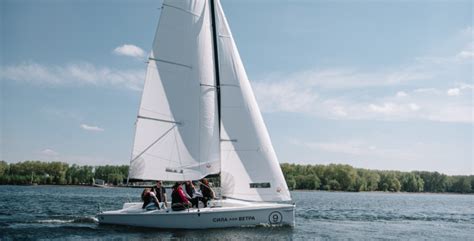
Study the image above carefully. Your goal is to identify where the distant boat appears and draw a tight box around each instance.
[98,0,295,229]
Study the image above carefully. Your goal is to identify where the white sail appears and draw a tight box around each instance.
[129,0,220,181]
[215,0,291,202]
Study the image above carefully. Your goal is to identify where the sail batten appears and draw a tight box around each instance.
[148,57,192,69]
[137,115,181,125]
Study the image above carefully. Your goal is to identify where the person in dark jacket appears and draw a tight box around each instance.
[200,178,215,208]
[171,182,191,211]
[152,180,168,208]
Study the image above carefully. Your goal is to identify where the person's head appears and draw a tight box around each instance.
[156,180,162,187]
[201,178,208,185]
[185,180,193,186]
[141,188,151,201]
[172,182,181,190]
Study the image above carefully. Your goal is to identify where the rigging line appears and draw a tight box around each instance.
[148,57,192,69]
[138,152,176,163]
[131,124,177,163]
[140,107,172,118]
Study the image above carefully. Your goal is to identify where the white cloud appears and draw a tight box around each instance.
[460,84,473,90]
[0,62,144,91]
[252,27,473,124]
[252,80,317,113]
[113,44,145,58]
[456,50,474,59]
[368,103,399,114]
[41,148,59,156]
[254,76,472,123]
[80,124,104,132]
[396,91,408,97]
[447,88,461,96]
[408,103,420,111]
[257,67,432,91]
[413,88,441,94]
[456,29,473,59]
[291,139,413,160]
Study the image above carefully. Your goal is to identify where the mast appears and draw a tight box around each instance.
[210,0,221,134]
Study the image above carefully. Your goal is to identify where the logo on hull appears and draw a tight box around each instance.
[268,211,283,224]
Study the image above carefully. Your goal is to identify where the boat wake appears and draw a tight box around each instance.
[36,216,98,224]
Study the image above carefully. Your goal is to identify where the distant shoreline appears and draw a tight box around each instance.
[1,161,472,194]
[1,184,472,195]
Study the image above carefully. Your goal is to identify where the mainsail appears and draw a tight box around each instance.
[129,0,220,181]
[129,0,291,202]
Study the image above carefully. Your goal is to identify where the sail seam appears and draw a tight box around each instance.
[173,127,185,180]
[162,3,200,17]
[149,57,192,69]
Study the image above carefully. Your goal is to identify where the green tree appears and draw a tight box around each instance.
[0,161,8,177]
[450,176,471,193]
[379,172,401,192]
[295,175,320,190]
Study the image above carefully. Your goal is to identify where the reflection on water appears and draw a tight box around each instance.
[1,186,473,240]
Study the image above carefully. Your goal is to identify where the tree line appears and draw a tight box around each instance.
[281,163,474,193]
[0,161,473,193]
[0,160,128,185]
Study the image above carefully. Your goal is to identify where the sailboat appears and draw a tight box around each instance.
[98,0,295,229]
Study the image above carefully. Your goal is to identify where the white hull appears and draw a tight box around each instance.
[98,199,295,229]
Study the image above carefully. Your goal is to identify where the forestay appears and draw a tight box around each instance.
[129,0,220,181]
[215,0,291,202]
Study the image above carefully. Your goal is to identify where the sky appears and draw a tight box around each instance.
[1,0,472,175]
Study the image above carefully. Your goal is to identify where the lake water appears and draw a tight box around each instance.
[1,186,473,240]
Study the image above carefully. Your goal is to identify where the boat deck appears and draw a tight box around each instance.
[102,199,294,215]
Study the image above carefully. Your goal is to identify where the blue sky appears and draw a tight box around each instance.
[1,0,472,175]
